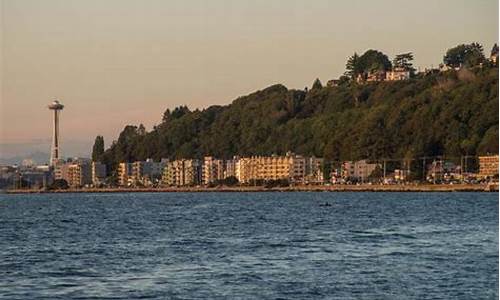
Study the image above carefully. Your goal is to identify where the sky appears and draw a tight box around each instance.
[0,0,498,161]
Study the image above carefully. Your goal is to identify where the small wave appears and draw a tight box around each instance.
[60,219,76,223]
[350,230,417,240]
[383,251,409,256]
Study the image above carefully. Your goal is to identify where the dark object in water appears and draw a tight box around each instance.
[319,202,332,207]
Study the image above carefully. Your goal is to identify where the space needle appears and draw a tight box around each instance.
[48,100,64,167]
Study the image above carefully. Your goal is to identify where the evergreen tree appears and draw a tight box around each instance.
[393,52,415,72]
[345,52,360,78]
[138,124,146,135]
[312,78,323,90]
[491,43,499,57]
[91,135,105,162]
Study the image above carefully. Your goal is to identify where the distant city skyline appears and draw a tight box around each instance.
[1,0,498,159]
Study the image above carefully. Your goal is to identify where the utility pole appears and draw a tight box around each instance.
[407,158,411,182]
[460,155,464,182]
[432,159,436,184]
[383,159,386,183]
[463,154,473,180]
[422,156,427,182]
[464,155,468,175]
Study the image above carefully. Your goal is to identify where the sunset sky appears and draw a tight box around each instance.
[1,0,498,160]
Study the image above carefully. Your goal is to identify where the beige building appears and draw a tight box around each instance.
[163,159,201,186]
[54,162,70,181]
[394,169,410,182]
[386,68,410,81]
[236,152,306,184]
[342,160,380,182]
[118,162,133,186]
[119,159,167,187]
[366,70,386,82]
[479,155,499,178]
[224,158,238,179]
[202,156,225,184]
[67,163,92,188]
[304,157,324,183]
[55,159,92,187]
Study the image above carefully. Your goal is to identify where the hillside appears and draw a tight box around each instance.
[100,66,498,170]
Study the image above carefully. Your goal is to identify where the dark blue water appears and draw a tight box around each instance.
[0,192,497,299]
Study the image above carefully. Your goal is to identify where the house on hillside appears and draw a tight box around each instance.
[326,79,340,87]
[366,70,386,82]
[385,67,410,81]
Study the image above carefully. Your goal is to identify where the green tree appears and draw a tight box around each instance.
[50,179,69,190]
[393,52,415,72]
[91,135,105,162]
[491,43,499,57]
[368,165,384,181]
[312,78,323,90]
[357,49,392,73]
[490,43,499,66]
[477,126,499,155]
[344,52,360,78]
[444,43,485,68]
[137,124,146,135]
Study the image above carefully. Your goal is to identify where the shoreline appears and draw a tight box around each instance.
[3,183,498,194]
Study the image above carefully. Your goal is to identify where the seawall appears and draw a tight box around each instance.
[4,183,498,194]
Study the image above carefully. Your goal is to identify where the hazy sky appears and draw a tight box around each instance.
[0,0,498,159]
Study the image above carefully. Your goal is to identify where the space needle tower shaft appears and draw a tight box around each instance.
[48,100,64,167]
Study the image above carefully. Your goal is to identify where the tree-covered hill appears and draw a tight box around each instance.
[98,65,498,172]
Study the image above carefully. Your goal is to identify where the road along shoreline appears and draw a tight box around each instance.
[4,183,498,194]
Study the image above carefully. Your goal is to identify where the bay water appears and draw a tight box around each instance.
[0,192,497,299]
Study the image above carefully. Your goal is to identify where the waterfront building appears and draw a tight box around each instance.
[304,157,324,183]
[66,162,92,188]
[341,160,380,182]
[236,157,258,184]
[54,161,69,181]
[162,159,201,186]
[479,155,499,178]
[0,166,16,188]
[341,161,355,179]
[224,158,238,179]
[394,169,410,182]
[354,160,379,181]
[426,160,459,182]
[116,159,165,187]
[53,159,92,188]
[329,168,343,184]
[163,160,182,186]
[236,152,306,184]
[92,162,107,186]
[130,159,167,186]
[7,164,54,189]
[118,162,133,186]
[153,159,169,177]
[202,156,225,184]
